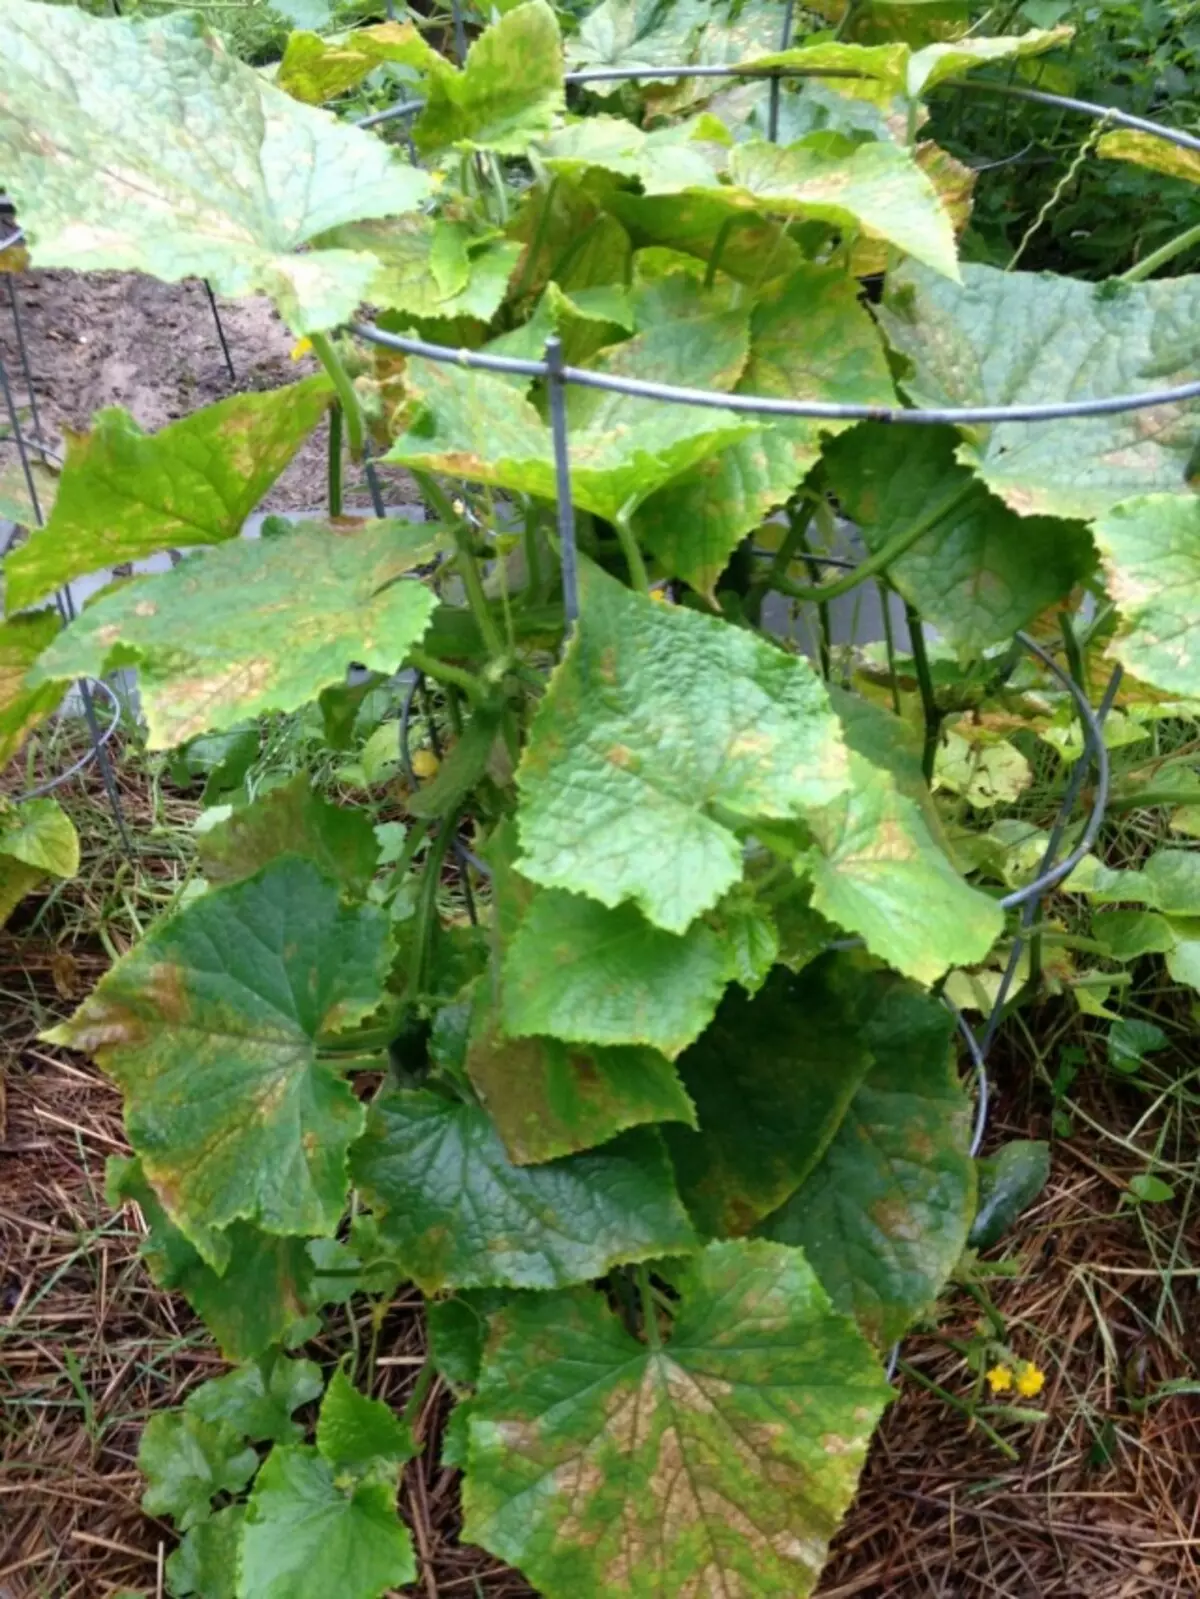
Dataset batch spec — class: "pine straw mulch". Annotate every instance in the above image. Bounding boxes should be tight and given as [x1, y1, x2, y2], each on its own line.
[2, 749, 1199, 1598]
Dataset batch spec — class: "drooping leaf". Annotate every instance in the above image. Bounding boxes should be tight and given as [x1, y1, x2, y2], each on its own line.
[635, 266, 896, 596]
[387, 351, 757, 527]
[968, 1140, 1050, 1250]
[0, 608, 64, 765]
[758, 971, 973, 1346]
[138, 1411, 258, 1532]
[108, 1156, 324, 1360]
[277, 21, 436, 104]
[463, 1238, 894, 1599]
[0, 857, 46, 928]
[664, 964, 873, 1237]
[1097, 129, 1200, 186]
[53, 859, 390, 1256]
[238, 1445, 416, 1599]
[515, 558, 847, 933]
[316, 1369, 416, 1470]
[3, 380, 333, 610]
[185, 1358, 324, 1445]
[538, 113, 727, 193]
[877, 263, 1200, 519]
[166, 1504, 244, 1599]
[822, 423, 1095, 650]
[413, 1, 564, 156]
[31, 519, 439, 749]
[903, 26, 1072, 94]
[1092, 495, 1200, 698]
[350, 1088, 697, 1291]
[934, 721, 1031, 809]
[0, 1, 429, 332]
[197, 774, 380, 897]
[0, 798, 79, 879]
[801, 753, 1004, 984]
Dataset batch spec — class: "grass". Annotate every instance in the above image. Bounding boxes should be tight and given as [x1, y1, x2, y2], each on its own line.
[3, 695, 1200, 1597]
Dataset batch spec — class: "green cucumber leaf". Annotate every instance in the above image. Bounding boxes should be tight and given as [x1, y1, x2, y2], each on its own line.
[278, 20, 436, 104]
[0, 1, 429, 332]
[500, 886, 746, 1058]
[802, 753, 1004, 984]
[138, 1411, 258, 1532]
[822, 423, 1095, 650]
[0, 798, 79, 879]
[31, 518, 439, 749]
[198, 774, 381, 898]
[426, 1291, 506, 1392]
[53, 859, 390, 1256]
[3, 379, 333, 611]
[758, 970, 974, 1346]
[414, 0, 564, 155]
[238, 1445, 416, 1599]
[463, 1238, 894, 1599]
[167, 1503, 244, 1599]
[185, 1358, 324, 1446]
[327, 217, 521, 326]
[878, 264, 1200, 519]
[109, 1156, 325, 1360]
[539, 113, 727, 193]
[904, 27, 1072, 94]
[316, 1369, 416, 1471]
[385, 355, 756, 525]
[1092, 495, 1200, 697]
[351, 1088, 697, 1290]
[664, 963, 874, 1237]
[515, 558, 847, 933]
[0, 608, 65, 764]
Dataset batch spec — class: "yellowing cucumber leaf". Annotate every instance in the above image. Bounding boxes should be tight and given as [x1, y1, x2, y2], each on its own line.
[197, 774, 381, 897]
[539, 114, 726, 193]
[878, 263, 1200, 519]
[0, 797, 79, 879]
[0, 2, 430, 333]
[463, 1239, 894, 1599]
[1097, 129, 1200, 185]
[278, 21, 436, 104]
[4, 379, 333, 611]
[31, 518, 439, 749]
[664, 964, 873, 1237]
[636, 265, 896, 597]
[822, 423, 1095, 650]
[904, 26, 1072, 94]
[414, 0, 564, 155]
[758, 968, 974, 1347]
[351, 1089, 697, 1290]
[1092, 494, 1200, 697]
[515, 559, 847, 933]
[802, 752, 1004, 983]
[0, 608, 65, 765]
[239, 1444, 415, 1599]
[326, 216, 521, 325]
[53, 859, 390, 1258]
[386, 352, 755, 525]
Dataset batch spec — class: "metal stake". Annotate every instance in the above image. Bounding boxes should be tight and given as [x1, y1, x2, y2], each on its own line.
[543, 336, 579, 631]
[202, 280, 236, 383]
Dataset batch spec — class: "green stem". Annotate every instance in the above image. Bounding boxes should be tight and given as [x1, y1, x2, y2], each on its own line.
[636, 1265, 662, 1351]
[879, 581, 903, 715]
[310, 332, 364, 461]
[704, 216, 742, 289]
[327, 402, 343, 518]
[897, 1360, 1020, 1461]
[407, 646, 486, 706]
[906, 604, 941, 784]
[1120, 220, 1200, 283]
[408, 821, 453, 998]
[453, 524, 506, 658]
[764, 478, 976, 603]
[513, 177, 559, 302]
[614, 512, 651, 593]
[400, 1361, 437, 1431]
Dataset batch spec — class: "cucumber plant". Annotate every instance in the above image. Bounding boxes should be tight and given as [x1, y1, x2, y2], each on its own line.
[2, 0, 1199, 1593]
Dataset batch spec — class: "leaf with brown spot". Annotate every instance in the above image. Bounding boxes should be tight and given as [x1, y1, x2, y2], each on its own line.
[1092, 494, 1200, 697]
[4, 379, 333, 611]
[29, 518, 441, 749]
[463, 1238, 893, 1598]
[0, 607, 65, 765]
[278, 20, 436, 105]
[52, 859, 390, 1258]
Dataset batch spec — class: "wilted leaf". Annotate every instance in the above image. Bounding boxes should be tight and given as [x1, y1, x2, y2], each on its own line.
[0, 1, 429, 331]
[463, 1239, 893, 1598]
[53, 859, 390, 1255]
[4, 380, 332, 611]
[1097, 129, 1200, 186]
[0, 798, 79, 878]
[31, 519, 439, 749]
[351, 1088, 697, 1291]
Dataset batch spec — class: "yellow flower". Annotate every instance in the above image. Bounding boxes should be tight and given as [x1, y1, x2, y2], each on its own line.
[411, 748, 440, 780]
[650, 588, 671, 605]
[986, 1364, 1014, 1394]
[289, 336, 313, 362]
[1015, 1362, 1046, 1398]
